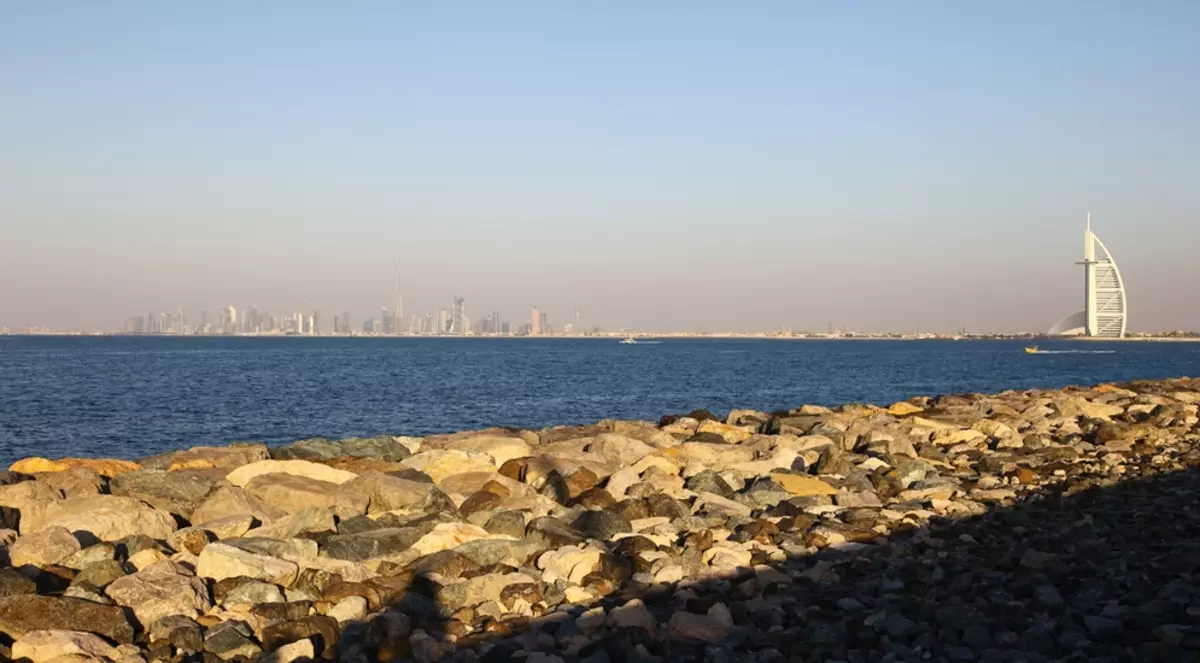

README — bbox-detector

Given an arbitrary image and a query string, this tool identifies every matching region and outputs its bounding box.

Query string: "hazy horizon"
[3,3,1198,333]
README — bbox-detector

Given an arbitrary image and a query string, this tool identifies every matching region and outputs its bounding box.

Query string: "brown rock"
[0,595,135,643]
[36,467,104,498]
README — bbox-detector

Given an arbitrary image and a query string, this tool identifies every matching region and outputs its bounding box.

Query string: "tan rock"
[196,542,299,587]
[243,473,367,518]
[105,571,211,627]
[444,436,533,467]
[400,450,497,484]
[190,486,286,527]
[887,401,924,416]
[9,457,70,474]
[770,473,837,496]
[34,467,103,498]
[537,546,602,585]
[338,472,453,514]
[20,496,177,542]
[317,457,407,475]
[225,460,358,487]
[696,420,755,444]
[59,458,142,477]
[258,638,315,663]
[9,526,81,568]
[12,630,119,662]
[0,480,61,513]
[410,523,504,557]
[166,445,270,472]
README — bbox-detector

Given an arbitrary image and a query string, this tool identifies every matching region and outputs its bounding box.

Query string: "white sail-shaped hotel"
[1049,215,1128,338]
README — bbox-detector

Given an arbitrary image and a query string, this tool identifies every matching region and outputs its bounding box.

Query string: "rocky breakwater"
[1,379,1200,662]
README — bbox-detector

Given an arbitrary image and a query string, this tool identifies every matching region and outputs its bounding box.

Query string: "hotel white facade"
[1049,215,1127,338]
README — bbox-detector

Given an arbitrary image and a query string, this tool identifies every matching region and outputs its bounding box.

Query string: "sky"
[2,2,1198,333]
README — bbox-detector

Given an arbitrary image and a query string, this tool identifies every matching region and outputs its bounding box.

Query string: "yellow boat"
[1025,346,1039,354]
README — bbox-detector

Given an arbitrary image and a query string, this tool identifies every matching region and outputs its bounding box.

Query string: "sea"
[2,336,1199,465]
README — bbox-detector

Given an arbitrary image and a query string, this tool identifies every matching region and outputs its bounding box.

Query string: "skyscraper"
[452,297,466,336]
[438,309,449,335]
[1050,214,1128,338]
[531,307,540,336]
[393,262,403,336]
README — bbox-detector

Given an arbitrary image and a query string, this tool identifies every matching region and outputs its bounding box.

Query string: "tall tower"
[1053,214,1128,338]
[531,307,541,336]
[394,262,403,336]
[452,297,466,335]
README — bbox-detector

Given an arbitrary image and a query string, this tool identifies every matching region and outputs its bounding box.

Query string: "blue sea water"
[2,336,1198,464]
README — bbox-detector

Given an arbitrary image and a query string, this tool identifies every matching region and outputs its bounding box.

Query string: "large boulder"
[0,595,135,643]
[444,436,533,467]
[158,444,270,471]
[19,495,177,542]
[320,528,423,563]
[225,459,358,487]
[35,467,104,498]
[105,570,212,627]
[190,485,286,526]
[196,542,299,586]
[400,450,497,484]
[12,629,121,662]
[273,436,413,462]
[0,481,60,514]
[10,457,141,477]
[338,472,456,515]
[244,474,368,518]
[109,470,223,520]
[8,526,80,568]
[409,523,506,557]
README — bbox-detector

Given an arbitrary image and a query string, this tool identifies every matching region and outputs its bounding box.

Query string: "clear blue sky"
[2,2,1197,332]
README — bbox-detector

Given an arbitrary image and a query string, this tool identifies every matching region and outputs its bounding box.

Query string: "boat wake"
[1033,350,1117,355]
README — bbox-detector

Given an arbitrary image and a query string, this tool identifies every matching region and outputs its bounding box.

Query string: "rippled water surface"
[2,336,1198,463]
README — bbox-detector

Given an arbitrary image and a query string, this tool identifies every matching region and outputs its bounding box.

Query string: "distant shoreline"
[5,332,1200,342]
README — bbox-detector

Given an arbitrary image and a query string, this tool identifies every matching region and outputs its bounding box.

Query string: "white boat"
[620,337,638,344]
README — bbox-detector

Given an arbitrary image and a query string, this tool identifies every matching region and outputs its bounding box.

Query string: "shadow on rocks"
[321,464,1200,663]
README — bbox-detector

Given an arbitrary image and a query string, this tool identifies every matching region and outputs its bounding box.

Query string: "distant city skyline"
[2,3,1197,333]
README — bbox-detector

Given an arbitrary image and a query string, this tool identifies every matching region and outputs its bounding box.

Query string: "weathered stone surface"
[196,542,299,586]
[190,485,286,526]
[244,506,336,540]
[168,526,214,555]
[225,459,358,487]
[320,528,423,563]
[400,450,498,484]
[0,595,135,642]
[105,570,211,627]
[35,467,104,499]
[338,472,456,515]
[203,619,260,659]
[12,629,120,662]
[109,469,222,520]
[0,480,61,514]
[161,444,270,471]
[770,473,838,496]
[73,559,127,589]
[444,436,534,467]
[0,568,37,597]
[11,457,141,478]
[9,526,81,568]
[272,435,413,462]
[261,615,340,658]
[244,473,368,518]
[19,495,177,542]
